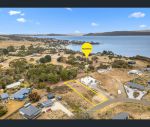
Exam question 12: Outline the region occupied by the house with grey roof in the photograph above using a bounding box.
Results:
[41,100,53,107]
[0,93,9,100]
[11,88,31,100]
[112,112,129,120]
[126,82,145,91]
[19,104,41,119]
[143,68,150,72]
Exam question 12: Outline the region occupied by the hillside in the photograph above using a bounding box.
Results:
[84,31,150,36]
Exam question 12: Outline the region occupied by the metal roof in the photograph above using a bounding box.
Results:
[112,112,129,120]
[11,88,30,99]
[41,100,53,107]
[20,105,41,119]
[47,93,55,99]
[0,93,9,99]
[126,82,145,91]
[6,82,21,89]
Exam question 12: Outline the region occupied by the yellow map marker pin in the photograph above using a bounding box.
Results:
[81,42,93,58]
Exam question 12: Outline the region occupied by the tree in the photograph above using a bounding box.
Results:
[9,58,28,74]
[61,69,77,81]
[0,105,7,117]
[45,55,51,62]
[46,87,51,92]
[2,49,9,55]
[20,45,25,50]
[7,46,15,52]
[39,57,46,63]
[48,73,60,83]
[39,55,51,63]
[29,92,40,102]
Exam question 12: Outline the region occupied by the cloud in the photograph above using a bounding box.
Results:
[16,18,26,23]
[91,22,99,27]
[129,12,145,18]
[74,30,81,33]
[8,10,25,16]
[8,10,21,15]
[139,24,147,28]
[65,8,72,11]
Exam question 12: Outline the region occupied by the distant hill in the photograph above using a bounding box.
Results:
[84,31,150,36]
[8,34,68,36]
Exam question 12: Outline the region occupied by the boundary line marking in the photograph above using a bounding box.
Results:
[64,82,96,106]
[64,79,109,109]
[75,80,108,101]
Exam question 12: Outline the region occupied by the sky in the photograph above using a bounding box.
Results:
[0,8,150,34]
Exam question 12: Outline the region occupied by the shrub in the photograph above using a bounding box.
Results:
[30,58,34,62]
[0,105,7,117]
[112,60,132,69]
[133,91,140,98]
[37,82,46,89]
[97,64,109,69]
[46,87,51,92]
[39,55,51,63]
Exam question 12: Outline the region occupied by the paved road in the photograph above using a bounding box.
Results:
[87,97,150,115]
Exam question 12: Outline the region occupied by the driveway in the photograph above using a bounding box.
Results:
[51,102,74,117]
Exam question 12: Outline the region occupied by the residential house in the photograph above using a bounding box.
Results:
[126,82,145,91]
[128,70,142,76]
[19,104,41,119]
[0,93,9,100]
[80,76,99,88]
[11,88,31,100]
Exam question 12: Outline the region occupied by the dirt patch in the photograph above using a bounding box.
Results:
[38,110,69,119]
[62,92,91,113]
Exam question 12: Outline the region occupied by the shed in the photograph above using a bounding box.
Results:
[19,104,41,119]
[112,112,129,120]
[47,93,55,99]
[0,93,9,100]
[56,96,62,101]
[41,100,53,107]
[6,82,21,89]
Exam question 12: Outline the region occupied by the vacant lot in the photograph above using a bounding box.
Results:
[0,100,25,119]
[64,80,108,107]
[62,91,91,113]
